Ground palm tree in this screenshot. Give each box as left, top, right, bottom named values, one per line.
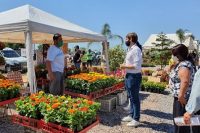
left=112, top=34, right=124, bottom=47
left=87, top=23, right=124, bottom=49
left=101, top=23, right=112, bottom=39
left=176, top=28, right=188, bottom=43
left=101, top=23, right=124, bottom=47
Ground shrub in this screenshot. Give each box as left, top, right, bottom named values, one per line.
left=108, top=45, right=125, bottom=71
left=141, top=81, right=166, bottom=93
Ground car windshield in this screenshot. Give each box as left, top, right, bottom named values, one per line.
left=1, top=50, right=20, bottom=58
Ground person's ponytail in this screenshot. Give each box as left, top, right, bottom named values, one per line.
left=136, top=41, right=142, bottom=51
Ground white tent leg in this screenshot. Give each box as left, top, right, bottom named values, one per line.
left=25, top=31, right=36, bottom=93
left=103, top=41, right=110, bottom=73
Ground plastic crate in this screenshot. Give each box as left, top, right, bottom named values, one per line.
left=0, top=97, right=20, bottom=106
left=117, top=90, right=127, bottom=105
left=40, top=120, right=74, bottom=133
left=96, top=95, right=117, bottom=112
left=12, top=115, right=41, bottom=130
left=40, top=116, right=99, bottom=133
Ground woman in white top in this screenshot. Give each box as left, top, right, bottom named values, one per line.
left=121, top=32, right=142, bottom=127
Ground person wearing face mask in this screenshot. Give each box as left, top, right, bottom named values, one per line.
left=169, top=44, right=196, bottom=133
left=46, top=33, right=65, bottom=95
left=120, top=32, right=142, bottom=127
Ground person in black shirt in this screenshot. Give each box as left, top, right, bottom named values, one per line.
left=73, top=45, right=81, bottom=68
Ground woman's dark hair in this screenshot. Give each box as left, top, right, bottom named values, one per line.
left=126, top=32, right=142, bottom=51
left=82, top=50, right=85, bottom=54
left=172, top=44, right=196, bottom=68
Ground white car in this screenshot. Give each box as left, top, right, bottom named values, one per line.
left=0, top=47, right=27, bottom=72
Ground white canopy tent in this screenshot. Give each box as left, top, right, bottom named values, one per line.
left=0, top=5, right=108, bottom=93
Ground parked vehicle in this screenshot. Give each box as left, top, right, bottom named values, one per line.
left=0, top=47, right=27, bottom=72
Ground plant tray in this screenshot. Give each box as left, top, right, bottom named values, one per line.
left=64, top=82, right=124, bottom=100
left=12, top=115, right=41, bottom=130
left=40, top=116, right=99, bottom=133
left=0, top=97, right=20, bottom=106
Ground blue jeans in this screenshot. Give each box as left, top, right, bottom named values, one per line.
left=125, top=73, right=142, bottom=121
left=74, top=63, right=81, bottom=69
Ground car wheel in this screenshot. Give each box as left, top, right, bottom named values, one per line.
left=5, top=65, right=11, bottom=73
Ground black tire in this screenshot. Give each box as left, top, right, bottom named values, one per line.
left=5, top=65, right=11, bottom=73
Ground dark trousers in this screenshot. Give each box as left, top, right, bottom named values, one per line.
left=125, top=73, right=142, bottom=121
left=87, top=60, right=92, bottom=67
left=173, top=97, right=200, bottom=133
left=49, top=72, right=64, bottom=96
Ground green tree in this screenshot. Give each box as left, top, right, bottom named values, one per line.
left=151, top=32, right=173, bottom=69
left=87, top=23, right=124, bottom=49
left=176, top=28, right=188, bottom=43
left=108, top=45, right=125, bottom=71
left=5, top=43, right=25, bottom=50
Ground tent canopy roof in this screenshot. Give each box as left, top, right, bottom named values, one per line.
left=0, top=5, right=106, bottom=44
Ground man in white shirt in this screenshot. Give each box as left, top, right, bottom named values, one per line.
left=121, top=32, right=142, bottom=127
left=46, top=33, right=65, bottom=95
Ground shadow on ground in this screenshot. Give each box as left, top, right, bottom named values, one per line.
left=142, top=109, right=173, bottom=120
left=140, top=93, right=150, bottom=101
left=139, top=121, right=174, bottom=133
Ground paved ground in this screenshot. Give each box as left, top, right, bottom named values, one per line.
left=88, top=90, right=174, bottom=133
left=0, top=90, right=174, bottom=133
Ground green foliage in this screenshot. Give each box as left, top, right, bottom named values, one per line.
left=15, top=92, right=101, bottom=131
left=150, top=32, right=173, bottom=69
left=66, top=78, right=118, bottom=94
left=108, top=45, right=125, bottom=71
left=176, top=28, right=187, bottom=43
left=141, top=80, right=167, bottom=93
left=5, top=43, right=25, bottom=50
left=142, top=63, right=155, bottom=67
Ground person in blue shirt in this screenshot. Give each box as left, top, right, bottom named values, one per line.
left=46, top=33, right=64, bottom=95
left=184, top=69, right=200, bottom=129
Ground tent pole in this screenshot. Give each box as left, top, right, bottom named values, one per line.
left=25, top=31, right=36, bottom=93
left=103, top=41, right=110, bottom=73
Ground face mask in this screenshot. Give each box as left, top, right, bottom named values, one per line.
left=125, top=41, right=131, bottom=47
left=172, top=55, right=179, bottom=63
left=57, top=40, right=63, bottom=47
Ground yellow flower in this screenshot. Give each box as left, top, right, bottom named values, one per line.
left=47, top=107, right=52, bottom=111
left=83, top=99, right=88, bottom=103
left=39, top=91, right=44, bottom=95
left=61, top=96, right=66, bottom=100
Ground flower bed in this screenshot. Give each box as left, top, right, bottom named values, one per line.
left=65, top=72, right=124, bottom=98
left=15, top=91, right=100, bottom=132
left=0, top=79, right=21, bottom=102
left=65, top=82, right=124, bottom=100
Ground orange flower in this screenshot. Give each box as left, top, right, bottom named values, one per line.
left=73, top=104, right=78, bottom=108
left=53, top=99, right=58, bottom=103
left=68, top=109, right=76, bottom=114
left=52, top=103, right=61, bottom=109
left=87, top=101, right=93, bottom=105
left=80, top=107, right=88, bottom=112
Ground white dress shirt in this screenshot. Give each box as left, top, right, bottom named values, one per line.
left=125, top=44, right=142, bottom=74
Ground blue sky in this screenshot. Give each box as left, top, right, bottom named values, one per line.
left=0, top=0, right=200, bottom=50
